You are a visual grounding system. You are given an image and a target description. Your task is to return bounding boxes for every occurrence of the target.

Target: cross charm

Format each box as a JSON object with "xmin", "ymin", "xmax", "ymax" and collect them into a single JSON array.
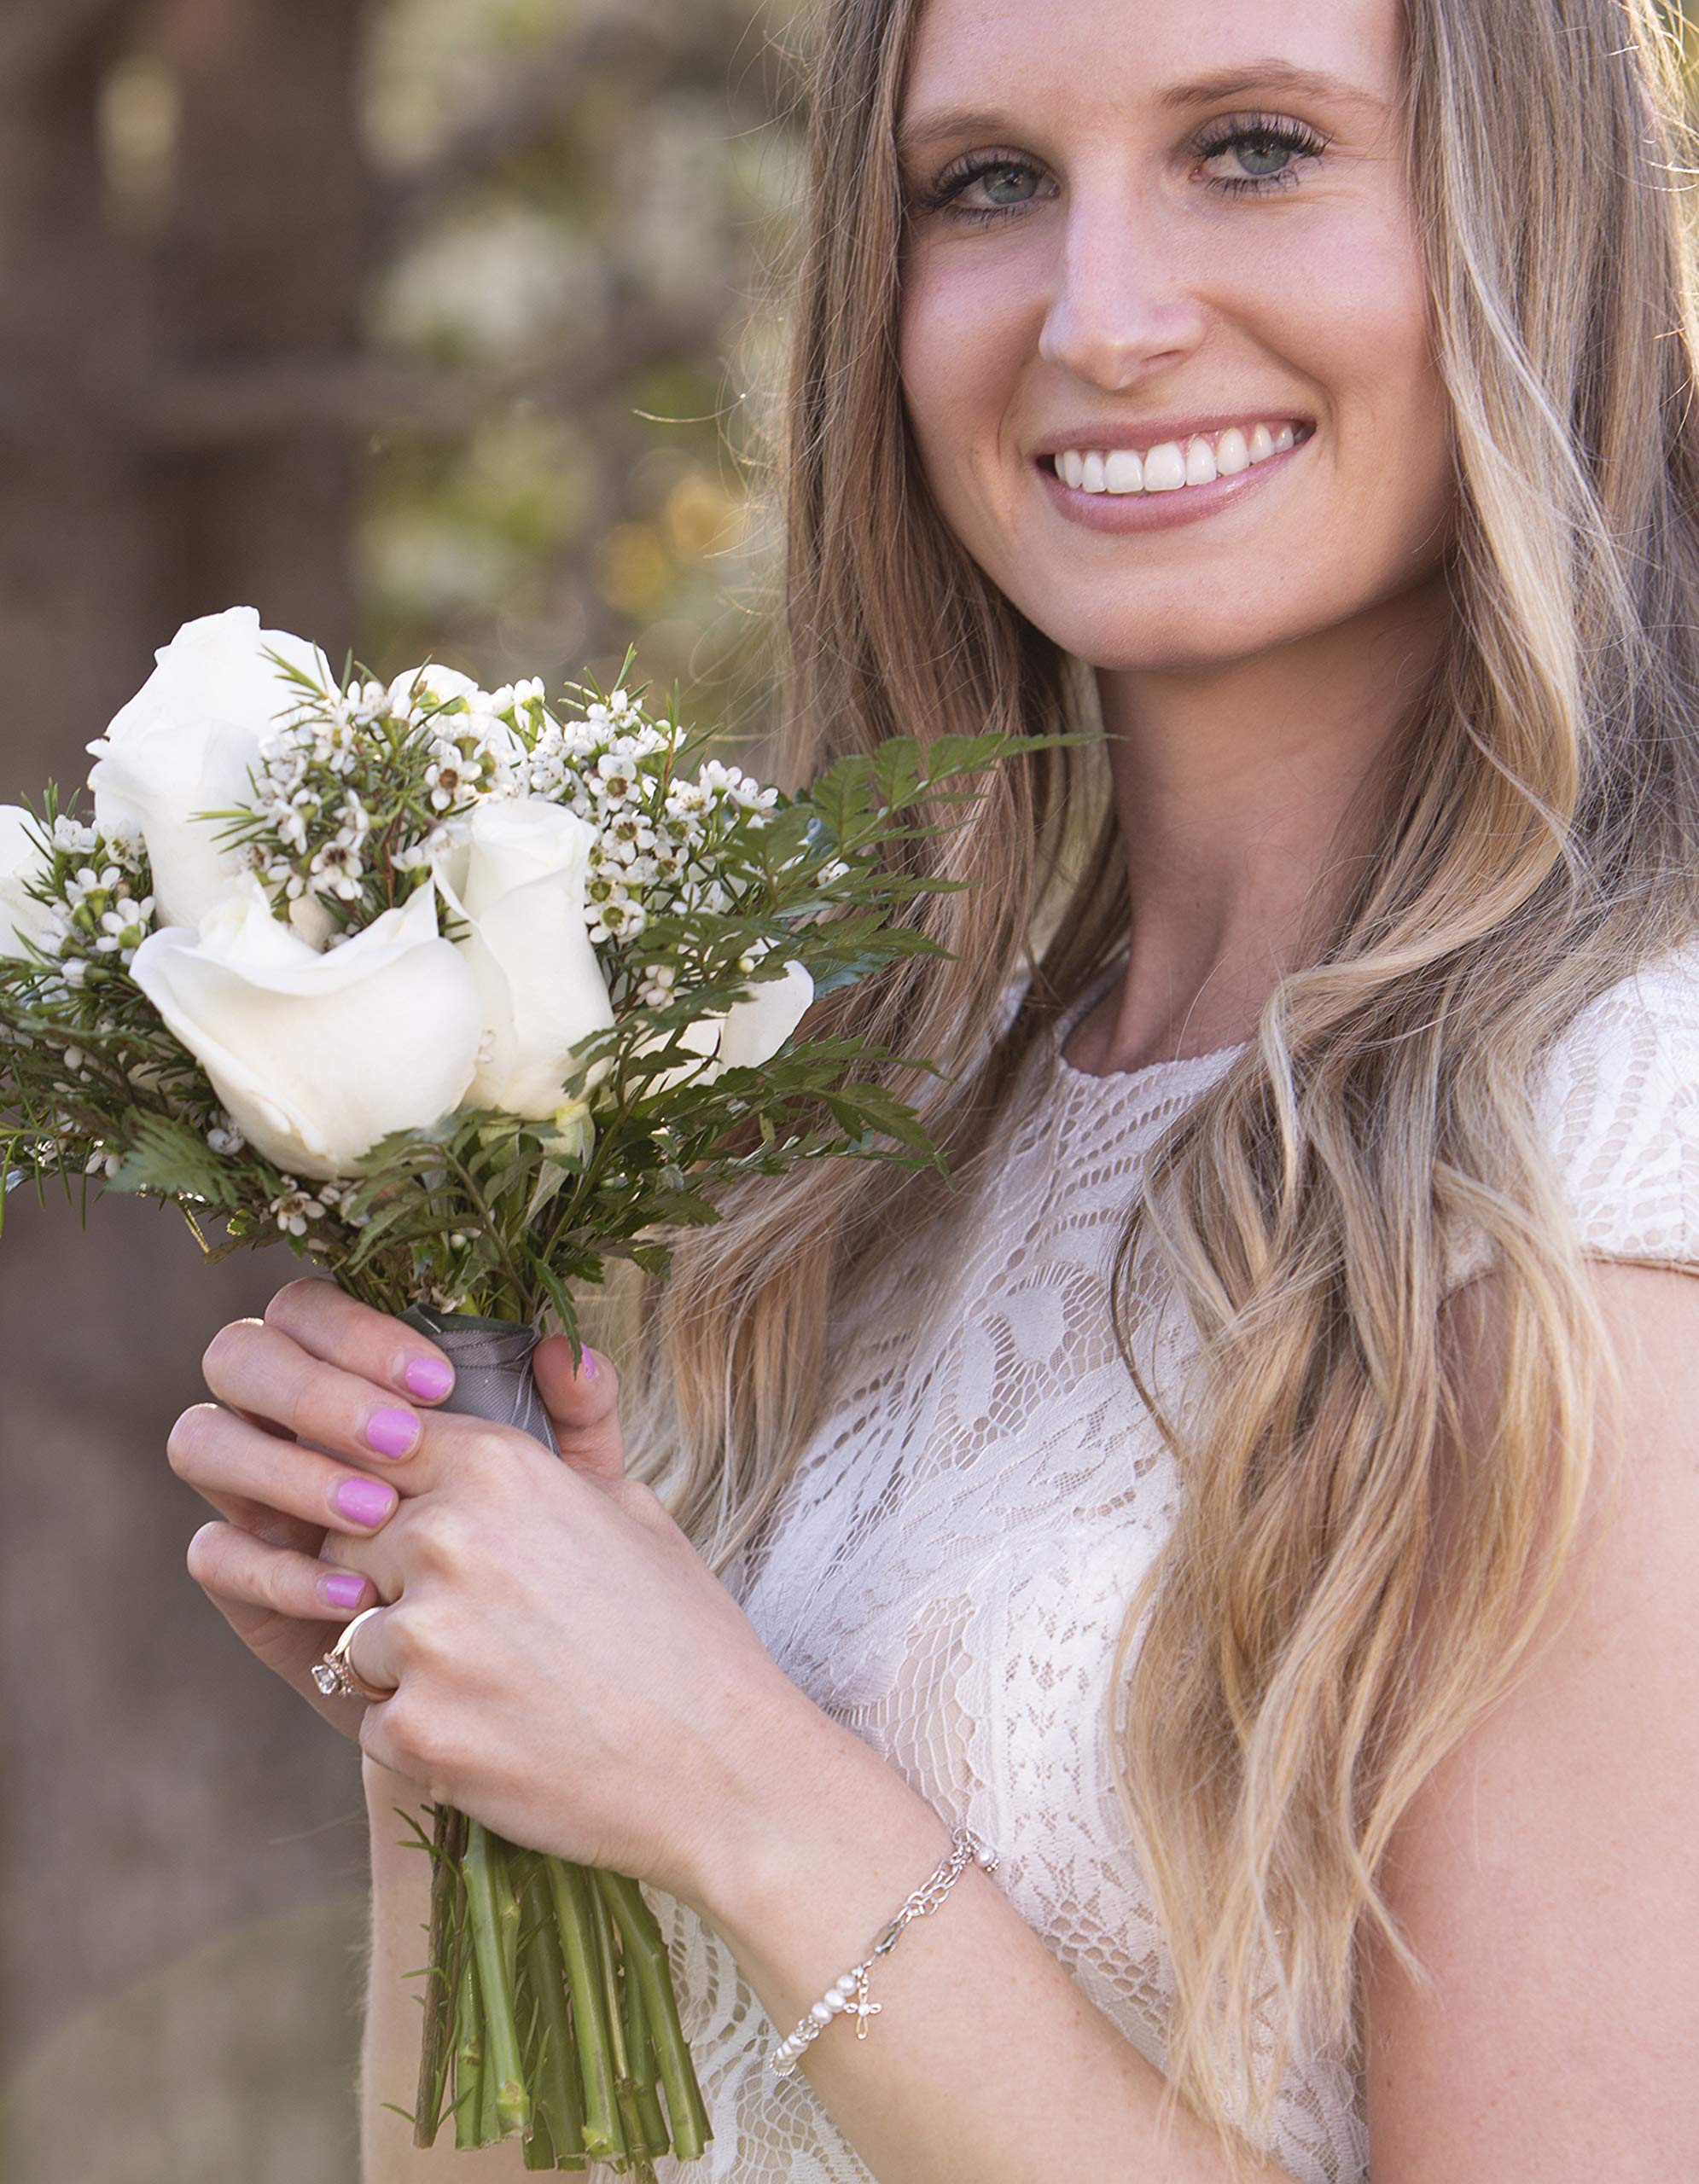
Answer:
[{"xmin": 847, "ymin": 1975, "xmax": 883, "ymax": 2039}]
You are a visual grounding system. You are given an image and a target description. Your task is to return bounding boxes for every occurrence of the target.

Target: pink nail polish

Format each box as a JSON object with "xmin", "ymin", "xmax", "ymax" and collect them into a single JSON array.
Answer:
[
  {"xmin": 404, "ymin": 1355, "xmax": 453, "ymax": 1402},
  {"xmin": 365, "ymin": 1407, "xmax": 420, "ymax": 1460},
  {"xmin": 579, "ymin": 1349, "xmax": 598, "ymax": 1380},
  {"xmin": 336, "ymin": 1474, "xmax": 397, "ymax": 1527},
  {"xmin": 321, "ymin": 1571, "xmax": 366, "ymax": 1610}
]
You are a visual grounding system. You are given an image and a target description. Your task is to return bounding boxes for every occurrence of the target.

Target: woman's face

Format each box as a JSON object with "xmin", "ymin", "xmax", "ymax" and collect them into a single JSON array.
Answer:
[{"xmin": 895, "ymin": 0, "xmax": 1456, "ymax": 675}]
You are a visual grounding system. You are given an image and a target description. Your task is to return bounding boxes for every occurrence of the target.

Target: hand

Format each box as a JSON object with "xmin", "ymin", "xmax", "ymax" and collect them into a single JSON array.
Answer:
[
  {"xmin": 172, "ymin": 1282, "xmax": 464, "ymax": 1742},
  {"xmin": 174, "ymin": 1276, "xmax": 817, "ymax": 1911}
]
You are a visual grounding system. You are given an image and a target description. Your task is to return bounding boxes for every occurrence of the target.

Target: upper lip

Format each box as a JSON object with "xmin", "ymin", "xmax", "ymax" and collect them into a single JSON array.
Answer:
[{"xmin": 1032, "ymin": 411, "xmax": 1314, "ymax": 457}]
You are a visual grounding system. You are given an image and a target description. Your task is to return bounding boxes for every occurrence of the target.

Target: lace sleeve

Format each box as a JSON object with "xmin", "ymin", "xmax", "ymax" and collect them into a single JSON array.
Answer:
[{"xmin": 1443, "ymin": 941, "xmax": 1699, "ymax": 1295}]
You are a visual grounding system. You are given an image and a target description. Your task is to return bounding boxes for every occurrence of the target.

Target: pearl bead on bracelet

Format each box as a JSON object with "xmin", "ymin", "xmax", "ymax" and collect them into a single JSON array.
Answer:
[{"xmin": 765, "ymin": 1823, "xmax": 997, "ymax": 2081}]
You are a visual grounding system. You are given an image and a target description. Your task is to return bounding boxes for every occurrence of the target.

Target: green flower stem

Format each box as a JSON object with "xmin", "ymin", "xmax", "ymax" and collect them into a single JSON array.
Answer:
[
  {"xmin": 518, "ymin": 2102, "xmax": 558, "ymax": 2170},
  {"xmin": 511, "ymin": 1914, "xmax": 568, "ymax": 2172},
  {"xmin": 452, "ymin": 1925, "xmax": 485, "ymax": 2152},
  {"xmin": 477, "ymin": 2001, "xmax": 502, "ymax": 2147},
  {"xmin": 410, "ymin": 1800, "xmax": 468, "ymax": 2148},
  {"xmin": 464, "ymin": 1819, "xmax": 532, "ymax": 2139},
  {"xmin": 493, "ymin": 1831, "xmax": 523, "ymax": 2011},
  {"xmin": 616, "ymin": 2081, "xmax": 655, "ymax": 2169},
  {"xmin": 548, "ymin": 1858, "xmax": 627, "ymax": 2160},
  {"xmin": 588, "ymin": 1870, "xmax": 631, "ymax": 2089},
  {"xmin": 620, "ymin": 1956, "xmax": 672, "ymax": 2158},
  {"xmin": 596, "ymin": 1869, "xmax": 713, "ymax": 2160},
  {"xmin": 518, "ymin": 1856, "xmax": 589, "ymax": 2164}
]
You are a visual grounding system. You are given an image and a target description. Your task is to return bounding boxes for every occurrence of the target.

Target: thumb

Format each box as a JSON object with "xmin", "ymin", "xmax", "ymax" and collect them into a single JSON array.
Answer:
[{"xmin": 532, "ymin": 1333, "xmax": 626, "ymax": 1486}]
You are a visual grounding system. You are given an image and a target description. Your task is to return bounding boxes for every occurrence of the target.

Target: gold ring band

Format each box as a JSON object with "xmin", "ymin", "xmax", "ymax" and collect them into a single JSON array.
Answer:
[{"xmin": 311, "ymin": 1602, "xmax": 396, "ymax": 1701}]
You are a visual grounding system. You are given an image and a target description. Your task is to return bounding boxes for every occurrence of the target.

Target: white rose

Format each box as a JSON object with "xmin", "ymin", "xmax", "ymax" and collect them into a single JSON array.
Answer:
[
  {"xmin": 434, "ymin": 799, "xmax": 615, "ymax": 1116},
  {"xmin": 0, "ymin": 806, "xmax": 50, "ymax": 958},
  {"xmin": 87, "ymin": 606, "xmax": 334, "ymax": 929},
  {"xmin": 715, "ymin": 956, "xmax": 816, "ymax": 1071},
  {"xmin": 637, "ymin": 955, "xmax": 815, "ymax": 1095},
  {"xmin": 129, "ymin": 874, "xmax": 481, "ymax": 1181},
  {"xmin": 387, "ymin": 662, "xmax": 484, "ymax": 716}
]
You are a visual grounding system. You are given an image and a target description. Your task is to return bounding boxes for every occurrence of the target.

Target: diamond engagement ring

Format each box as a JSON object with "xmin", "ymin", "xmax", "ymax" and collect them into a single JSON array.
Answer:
[{"xmin": 312, "ymin": 1603, "xmax": 396, "ymax": 1700}]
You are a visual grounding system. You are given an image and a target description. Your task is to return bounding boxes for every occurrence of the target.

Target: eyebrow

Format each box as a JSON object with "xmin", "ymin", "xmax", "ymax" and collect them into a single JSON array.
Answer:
[
  {"xmin": 895, "ymin": 62, "xmax": 1386, "ymax": 159},
  {"xmin": 1156, "ymin": 61, "xmax": 1387, "ymax": 114}
]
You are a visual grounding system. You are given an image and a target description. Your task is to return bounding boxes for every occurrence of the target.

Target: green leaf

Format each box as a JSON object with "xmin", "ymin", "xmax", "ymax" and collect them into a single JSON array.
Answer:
[
  {"xmin": 918, "ymin": 730, "xmax": 1010, "ymax": 781},
  {"xmin": 108, "ymin": 1113, "xmax": 246, "ymax": 1206},
  {"xmin": 871, "ymin": 739, "xmax": 927, "ymax": 813},
  {"xmin": 524, "ymin": 1159, "xmax": 573, "ymax": 1224},
  {"xmin": 643, "ymin": 1187, "xmax": 722, "ymax": 1227}
]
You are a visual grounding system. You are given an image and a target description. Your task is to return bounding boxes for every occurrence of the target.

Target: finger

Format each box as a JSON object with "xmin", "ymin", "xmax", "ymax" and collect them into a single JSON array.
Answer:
[
  {"xmin": 201, "ymin": 1318, "xmax": 431, "ymax": 1481},
  {"xmin": 187, "ymin": 1516, "xmax": 380, "ymax": 1619},
  {"xmin": 180, "ymin": 1478, "xmax": 323, "ymax": 1557},
  {"xmin": 532, "ymin": 1334, "xmax": 627, "ymax": 1484},
  {"xmin": 262, "ymin": 1277, "xmax": 457, "ymax": 1407},
  {"xmin": 340, "ymin": 1599, "xmax": 403, "ymax": 1693},
  {"xmin": 170, "ymin": 1402, "xmax": 402, "ymax": 1542}
]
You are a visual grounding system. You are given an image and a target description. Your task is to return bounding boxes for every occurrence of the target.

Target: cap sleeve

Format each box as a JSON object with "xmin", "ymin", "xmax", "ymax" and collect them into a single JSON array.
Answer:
[{"xmin": 1443, "ymin": 942, "xmax": 1699, "ymax": 1295}]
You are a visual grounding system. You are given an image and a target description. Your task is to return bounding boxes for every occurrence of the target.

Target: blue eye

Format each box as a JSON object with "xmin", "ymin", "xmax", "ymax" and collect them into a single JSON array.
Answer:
[
  {"xmin": 910, "ymin": 154, "xmax": 1050, "ymax": 228},
  {"xmin": 1193, "ymin": 114, "xmax": 1331, "ymax": 197},
  {"xmin": 906, "ymin": 111, "xmax": 1331, "ymax": 228}
]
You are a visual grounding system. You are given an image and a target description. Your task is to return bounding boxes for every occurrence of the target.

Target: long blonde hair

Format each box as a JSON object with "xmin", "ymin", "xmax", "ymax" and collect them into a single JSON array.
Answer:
[{"xmin": 594, "ymin": 0, "xmax": 1699, "ymax": 2164}]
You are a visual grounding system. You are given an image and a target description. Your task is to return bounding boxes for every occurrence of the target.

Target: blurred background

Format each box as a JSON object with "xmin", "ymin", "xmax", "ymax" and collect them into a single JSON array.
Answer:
[
  {"xmin": 0, "ymin": 1, "xmax": 801, "ymax": 2175},
  {"xmin": 7, "ymin": 2, "xmax": 1699, "ymax": 2178}
]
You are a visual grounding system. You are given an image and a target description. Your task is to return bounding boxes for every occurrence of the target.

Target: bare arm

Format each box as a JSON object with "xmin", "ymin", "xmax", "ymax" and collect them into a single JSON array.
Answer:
[
  {"xmin": 701, "ymin": 1711, "xmax": 1297, "ymax": 2184},
  {"xmin": 691, "ymin": 1259, "xmax": 1699, "ymax": 2184}
]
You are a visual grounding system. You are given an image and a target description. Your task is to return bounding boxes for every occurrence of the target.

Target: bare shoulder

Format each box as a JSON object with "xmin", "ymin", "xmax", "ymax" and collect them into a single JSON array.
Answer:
[{"xmin": 1362, "ymin": 1259, "xmax": 1699, "ymax": 2183}]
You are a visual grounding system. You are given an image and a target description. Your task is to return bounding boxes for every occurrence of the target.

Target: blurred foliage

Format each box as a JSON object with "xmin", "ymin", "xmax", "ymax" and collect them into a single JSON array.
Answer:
[
  {"xmin": 350, "ymin": 0, "xmax": 803, "ymax": 727},
  {"xmin": 91, "ymin": 0, "xmax": 807, "ymax": 739}
]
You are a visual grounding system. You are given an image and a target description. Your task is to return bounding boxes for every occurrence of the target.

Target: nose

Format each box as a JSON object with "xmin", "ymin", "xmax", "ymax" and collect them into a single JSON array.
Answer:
[{"xmin": 1037, "ymin": 185, "xmax": 1209, "ymax": 391}]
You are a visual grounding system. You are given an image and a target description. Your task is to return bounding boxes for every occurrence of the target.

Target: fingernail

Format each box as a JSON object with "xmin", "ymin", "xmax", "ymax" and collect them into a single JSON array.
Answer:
[
  {"xmin": 579, "ymin": 1349, "xmax": 598, "ymax": 1380},
  {"xmin": 321, "ymin": 1571, "xmax": 367, "ymax": 1610},
  {"xmin": 365, "ymin": 1407, "xmax": 421, "ymax": 1460},
  {"xmin": 404, "ymin": 1355, "xmax": 454, "ymax": 1402},
  {"xmin": 336, "ymin": 1475, "xmax": 398, "ymax": 1528}
]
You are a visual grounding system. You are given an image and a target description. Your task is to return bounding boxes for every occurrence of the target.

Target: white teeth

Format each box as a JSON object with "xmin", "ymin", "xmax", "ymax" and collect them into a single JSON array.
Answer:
[
  {"xmin": 1141, "ymin": 441, "xmax": 1186, "ymax": 492},
  {"xmin": 1049, "ymin": 421, "xmax": 1305, "ymax": 496}
]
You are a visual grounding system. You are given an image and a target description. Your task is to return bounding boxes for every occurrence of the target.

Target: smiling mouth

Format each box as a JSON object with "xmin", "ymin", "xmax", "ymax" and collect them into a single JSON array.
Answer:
[{"xmin": 1044, "ymin": 420, "xmax": 1315, "ymax": 497}]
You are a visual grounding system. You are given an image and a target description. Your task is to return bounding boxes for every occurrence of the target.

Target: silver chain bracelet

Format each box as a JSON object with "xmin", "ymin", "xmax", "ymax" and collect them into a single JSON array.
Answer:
[{"xmin": 765, "ymin": 1822, "xmax": 998, "ymax": 2080}]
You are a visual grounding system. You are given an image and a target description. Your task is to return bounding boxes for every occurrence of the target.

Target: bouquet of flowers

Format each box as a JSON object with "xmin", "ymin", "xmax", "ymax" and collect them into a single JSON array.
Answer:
[{"xmin": 0, "ymin": 607, "xmax": 1083, "ymax": 2169}]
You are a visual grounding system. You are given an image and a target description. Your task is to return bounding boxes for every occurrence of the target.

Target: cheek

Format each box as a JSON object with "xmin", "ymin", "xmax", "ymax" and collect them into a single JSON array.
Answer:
[
  {"xmin": 1273, "ymin": 217, "xmax": 1455, "ymax": 544},
  {"xmin": 898, "ymin": 249, "xmax": 1033, "ymax": 482}
]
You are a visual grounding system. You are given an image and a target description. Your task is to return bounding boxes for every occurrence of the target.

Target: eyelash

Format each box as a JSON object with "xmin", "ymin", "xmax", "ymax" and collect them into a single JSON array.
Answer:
[{"xmin": 909, "ymin": 113, "xmax": 1332, "ymax": 227}]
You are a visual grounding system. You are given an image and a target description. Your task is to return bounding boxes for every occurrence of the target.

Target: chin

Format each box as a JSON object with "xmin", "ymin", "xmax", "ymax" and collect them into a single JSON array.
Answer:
[{"xmin": 1028, "ymin": 604, "xmax": 1296, "ymax": 677}]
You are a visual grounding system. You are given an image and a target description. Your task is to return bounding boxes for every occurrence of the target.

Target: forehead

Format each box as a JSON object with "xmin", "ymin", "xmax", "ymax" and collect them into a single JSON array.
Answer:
[{"xmin": 898, "ymin": 0, "xmax": 1403, "ymax": 131}]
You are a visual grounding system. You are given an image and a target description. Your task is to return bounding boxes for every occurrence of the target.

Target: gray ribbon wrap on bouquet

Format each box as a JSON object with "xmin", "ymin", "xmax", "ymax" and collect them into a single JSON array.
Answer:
[{"xmin": 397, "ymin": 1304, "xmax": 561, "ymax": 1457}]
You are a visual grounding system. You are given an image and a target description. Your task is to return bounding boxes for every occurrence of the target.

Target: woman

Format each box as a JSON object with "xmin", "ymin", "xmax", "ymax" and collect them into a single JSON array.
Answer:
[{"xmin": 168, "ymin": 0, "xmax": 1699, "ymax": 2175}]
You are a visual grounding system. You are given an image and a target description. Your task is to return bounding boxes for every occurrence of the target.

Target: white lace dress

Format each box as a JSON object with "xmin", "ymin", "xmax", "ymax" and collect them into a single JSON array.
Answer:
[{"xmin": 643, "ymin": 937, "xmax": 1699, "ymax": 2184}]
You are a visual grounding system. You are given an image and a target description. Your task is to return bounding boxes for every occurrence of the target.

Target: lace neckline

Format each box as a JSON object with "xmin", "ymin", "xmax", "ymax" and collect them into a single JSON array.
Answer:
[{"xmin": 1049, "ymin": 951, "xmax": 1248, "ymax": 1112}]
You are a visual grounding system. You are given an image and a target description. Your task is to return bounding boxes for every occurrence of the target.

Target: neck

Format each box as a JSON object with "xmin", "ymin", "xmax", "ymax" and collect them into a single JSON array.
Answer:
[{"xmin": 1079, "ymin": 576, "xmax": 1452, "ymax": 1072}]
